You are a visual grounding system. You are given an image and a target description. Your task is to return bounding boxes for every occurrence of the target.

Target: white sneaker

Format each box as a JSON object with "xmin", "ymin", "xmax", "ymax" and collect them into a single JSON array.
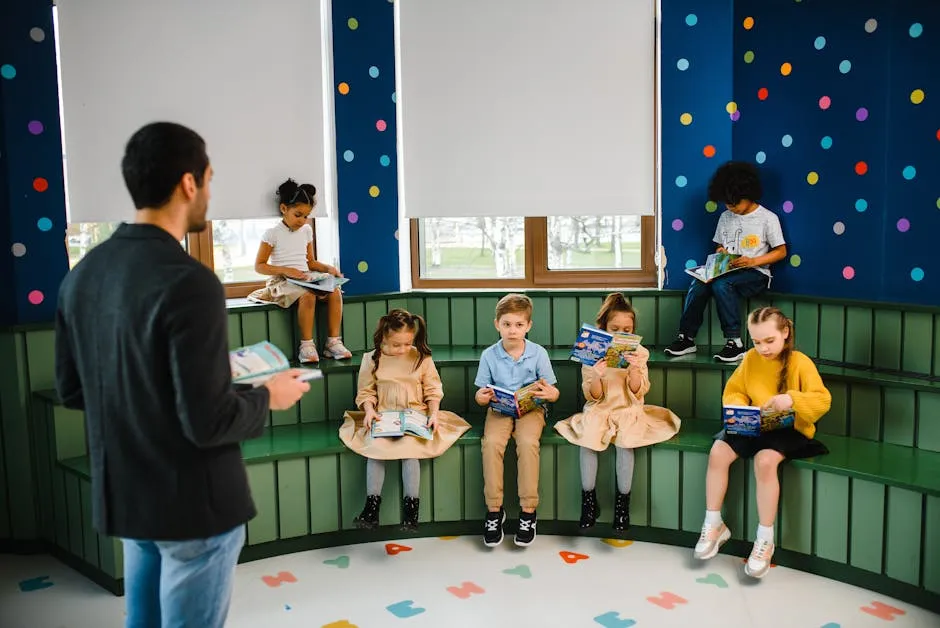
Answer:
[
  {"xmin": 745, "ymin": 538, "xmax": 775, "ymax": 578},
  {"xmin": 298, "ymin": 342, "xmax": 319, "ymax": 364},
  {"xmin": 323, "ymin": 337, "xmax": 352, "ymax": 360},
  {"xmin": 693, "ymin": 522, "xmax": 731, "ymax": 560}
]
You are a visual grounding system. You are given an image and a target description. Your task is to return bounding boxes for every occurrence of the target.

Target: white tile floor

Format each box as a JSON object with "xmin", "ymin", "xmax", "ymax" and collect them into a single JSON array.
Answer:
[{"xmin": 1, "ymin": 535, "xmax": 937, "ymax": 627}]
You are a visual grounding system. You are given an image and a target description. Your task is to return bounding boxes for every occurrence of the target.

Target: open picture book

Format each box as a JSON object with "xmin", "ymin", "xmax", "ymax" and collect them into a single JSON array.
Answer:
[
  {"xmin": 230, "ymin": 341, "xmax": 322, "ymax": 387},
  {"xmin": 489, "ymin": 382, "xmax": 545, "ymax": 419},
  {"xmin": 722, "ymin": 405, "xmax": 796, "ymax": 437},
  {"xmin": 685, "ymin": 252, "xmax": 744, "ymax": 284},
  {"xmin": 569, "ymin": 324, "xmax": 643, "ymax": 368},
  {"xmin": 370, "ymin": 409, "xmax": 433, "ymax": 440},
  {"xmin": 287, "ymin": 271, "xmax": 351, "ymax": 293}
]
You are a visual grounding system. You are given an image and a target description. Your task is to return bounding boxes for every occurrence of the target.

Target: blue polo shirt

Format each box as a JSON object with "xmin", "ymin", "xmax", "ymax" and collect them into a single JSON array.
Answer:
[{"xmin": 474, "ymin": 339, "xmax": 557, "ymax": 391}]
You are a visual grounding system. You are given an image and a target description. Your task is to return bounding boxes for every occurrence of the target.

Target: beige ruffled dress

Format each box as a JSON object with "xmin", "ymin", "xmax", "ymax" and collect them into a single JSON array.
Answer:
[
  {"xmin": 554, "ymin": 345, "xmax": 681, "ymax": 451},
  {"xmin": 339, "ymin": 348, "xmax": 471, "ymax": 460}
]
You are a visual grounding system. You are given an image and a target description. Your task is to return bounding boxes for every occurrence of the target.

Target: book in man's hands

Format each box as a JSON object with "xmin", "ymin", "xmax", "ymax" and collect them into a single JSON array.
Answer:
[
  {"xmin": 287, "ymin": 271, "xmax": 351, "ymax": 293},
  {"xmin": 370, "ymin": 409, "xmax": 433, "ymax": 440},
  {"xmin": 685, "ymin": 252, "xmax": 744, "ymax": 283},
  {"xmin": 569, "ymin": 324, "xmax": 643, "ymax": 368},
  {"xmin": 489, "ymin": 382, "xmax": 545, "ymax": 419},
  {"xmin": 722, "ymin": 405, "xmax": 795, "ymax": 437},
  {"xmin": 230, "ymin": 341, "xmax": 322, "ymax": 387}
]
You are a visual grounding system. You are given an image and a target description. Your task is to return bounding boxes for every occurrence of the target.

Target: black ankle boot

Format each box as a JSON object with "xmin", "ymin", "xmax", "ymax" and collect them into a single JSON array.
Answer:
[
  {"xmin": 580, "ymin": 489, "xmax": 600, "ymax": 528},
  {"xmin": 354, "ymin": 495, "xmax": 381, "ymax": 529},
  {"xmin": 613, "ymin": 492, "xmax": 631, "ymax": 532},
  {"xmin": 401, "ymin": 496, "xmax": 420, "ymax": 531}
]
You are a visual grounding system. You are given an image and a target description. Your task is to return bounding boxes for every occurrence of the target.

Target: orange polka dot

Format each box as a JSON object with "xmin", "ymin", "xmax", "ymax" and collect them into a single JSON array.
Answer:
[
  {"xmin": 703, "ymin": 145, "xmax": 716, "ymax": 158},
  {"xmin": 757, "ymin": 87, "xmax": 769, "ymax": 100},
  {"xmin": 743, "ymin": 17, "xmax": 755, "ymax": 30},
  {"xmin": 33, "ymin": 177, "xmax": 48, "ymax": 192},
  {"xmin": 855, "ymin": 161, "xmax": 868, "ymax": 175},
  {"xmin": 338, "ymin": 82, "xmax": 350, "ymax": 95},
  {"xmin": 780, "ymin": 62, "xmax": 792, "ymax": 76}
]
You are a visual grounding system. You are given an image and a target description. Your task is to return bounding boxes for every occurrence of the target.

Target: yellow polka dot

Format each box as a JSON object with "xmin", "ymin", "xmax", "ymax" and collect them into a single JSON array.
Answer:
[
  {"xmin": 911, "ymin": 89, "xmax": 925, "ymax": 104},
  {"xmin": 680, "ymin": 113, "xmax": 693, "ymax": 126},
  {"xmin": 725, "ymin": 101, "xmax": 738, "ymax": 114},
  {"xmin": 369, "ymin": 185, "xmax": 380, "ymax": 198},
  {"xmin": 743, "ymin": 16, "xmax": 755, "ymax": 30},
  {"xmin": 780, "ymin": 62, "xmax": 793, "ymax": 76},
  {"xmin": 357, "ymin": 261, "xmax": 369, "ymax": 273},
  {"xmin": 338, "ymin": 82, "xmax": 350, "ymax": 95},
  {"xmin": 806, "ymin": 171, "xmax": 819, "ymax": 185}
]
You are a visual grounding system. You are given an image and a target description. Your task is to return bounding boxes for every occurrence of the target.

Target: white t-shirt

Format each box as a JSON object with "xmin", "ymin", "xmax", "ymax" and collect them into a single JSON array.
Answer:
[
  {"xmin": 261, "ymin": 222, "xmax": 313, "ymax": 272},
  {"xmin": 712, "ymin": 205, "xmax": 786, "ymax": 279}
]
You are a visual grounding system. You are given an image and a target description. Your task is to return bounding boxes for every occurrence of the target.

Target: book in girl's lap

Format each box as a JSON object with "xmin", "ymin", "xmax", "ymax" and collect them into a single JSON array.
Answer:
[
  {"xmin": 248, "ymin": 179, "xmax": 352, "ymax": 364},
  {"xmin": 694, "ymin": 307, "xmax": 831, "ymax": 579},
  {"xmin": 339, "ymin": 309, "xmax": 470, "ymax": 530}
]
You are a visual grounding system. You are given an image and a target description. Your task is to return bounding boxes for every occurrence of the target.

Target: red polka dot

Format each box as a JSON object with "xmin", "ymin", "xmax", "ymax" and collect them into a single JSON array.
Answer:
[
  {"xmin": 854, "ymin": 161, "xmax": 868, "ymax": 175},
  {"xmin": 28, "ymin": 290, "xmax": 44, "ymax": 305},
  {"xmin": 936, "ymin": 129, "xmax": 940, "ymax": 141},
  {"xmin": 33, "ymin": 177, "xmax": 48, "ymax": 192},
  {"xmin": 757, "ymin": 87, "xmax": 769, "ymax": 100},
  {"xmin": 703, "ymin": 145, "xmax": 716, "ymax": 158}
]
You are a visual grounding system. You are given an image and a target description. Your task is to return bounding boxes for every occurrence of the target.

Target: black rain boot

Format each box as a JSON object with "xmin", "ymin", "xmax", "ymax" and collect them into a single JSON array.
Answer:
[
  {"xmin": 613, "ymin": 492, "xmax": 631, "ymax": 533},
  {"xmin": 401, "ymin": 496, "xmax": 420, "ymax": 531},
  {"xmin": 354, "ymin": 495, "xmax": 381, "ymax": 529},
  {"xmin": 579, "ymin": 489, "xmax": 600, "ymax": 528}
]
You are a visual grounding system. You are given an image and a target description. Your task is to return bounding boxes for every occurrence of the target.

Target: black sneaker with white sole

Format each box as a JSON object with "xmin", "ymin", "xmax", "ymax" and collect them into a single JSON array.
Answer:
[
  {"xmin": 714, "ymin": 339, "xmax": 746, "ymax": 362},
  {"xmin": 514, "ymin": 511, "xmax": 537, "ymax": 546},
  {"xmin": 483, "ymin": 508, "xmax": 506, "ymax": 547},
  {"xmin": 664, "ymin": 334, "xmax": 697, "ymax": 356}
]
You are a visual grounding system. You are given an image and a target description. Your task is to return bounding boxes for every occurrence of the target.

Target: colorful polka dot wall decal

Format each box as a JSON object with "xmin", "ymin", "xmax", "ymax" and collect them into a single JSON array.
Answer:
[
  {"xmin": 685, "ymin": 14, "xmax": 698, "ymax": 26},
  {"xmin": 856, "ymin": 107, "xmax": 869, "ymax": 121},
  {"xmin": 756, "ymin": 151, "xmax": 766, "ymax": 164},
  {"xmin": 855, "ymin": 161, "xmax": 868, "ymax": 175},
  {"xmin": 369, "ymin": 185, "xmax": 380, "ymax": 198},
  {"xmin": 743, "ymin": 17, "xmax": 754, "ymax": 30},
  {"xmin": 347, "ymin": 212, "xmax": 359, "ymax": 224},
  {"xmin": 391, "ymin": 92, "xmax": 397, "ymax": 103},
  {"xmin": 782, "ymin": 200, "xmax": 794, "ymax": 213},
  {"xmin": 897, "ymin": 218, "xmax": 910, "ymax": 232},
  {"xmin": 911, "ymin": 268, "xmax": 925, "ymax": 281},
  {"xmin": 730, "ymin": 110, "xmax": 741, "ymax": 122},
  {"xmin": 685, "ymin": 259, "xmax": 698, "ymax": 270},
  {"xmin": 705, "ymin": 201, "xmax": 718, "ymax": 213},
  {"xmin": 911, "ymin": 89, "xmax": 925, "ymax": 105},
  {"xmin": 780, "ymin": 62, "xmax": 792, "ymax": 76},
  {"xmin": 790, "ymin": 254, "xmax": 802, "ymax": 267},
  {"xmin": 725, "ymin": 102, "xmax": 737, "ymax": 114},
  {"xmin": 675, "ymin": 176, "xmax": 688, "ymax": 188},
  {"xmin": 781, "ymin": 134, "xmax": 793, "ymax": 147},
  {"xmin": 677, "ymin": 58, "xmax": 690, "ymax": 71},
  {"xmin": 357, "ymin": 261, "xmax": 369, "ymax": 273},
  {"xmin": 814, "ymin": 36, "xmax": 826, "ymax": 50},
  {"xmin": 28, "ymin": 290, "xmax": 44, "ymax": 305},
  {"xmin": 347, "ymin": 17, "xmax": 359, "ymax": 30},
  {"xmin": 379, "ymin": 154, "xmax": 391, "ymax": 167},
  {"xmin": 671, "ymin": 219, "xmax": 684, "ymax": 231},
  {"xmin": 820, "ymin": 136, "xmax": 833, "ymax": 149},
  {"xmin": 394, "ymin": 230, "xmax": 400, "ymax": 240},
  {"xmin": 37, "ymin": 217, "xmax": 53, "ymax": 231},
  {"xmin": 680, "ymin": 113, "xmax": 693, "ymax": 125},
  {"xmin": 34, "ymin": 178, "xmax": 49, "ymax": 192},
  {"xmin": 902, "ymin": 166, "xmax": 916, "ymax": 180},
  {"xmin": 937, "ymin": 198, "xmax": 940, "ymax": 209},
  {"xmin": 865, "ymin": 18, "xmax": 878, "ymax": 33},
  {"xmin": 28, "ymin": 120, "xmax": 43, "ymax": 135},
  {"xmin": 11, "ymin": 243, "xmax": 26, "ymax": 257},
  {"xmin": 369, "ymin": 66, "xmax": 380, "ymax": 78},
  {"xmin": 855, "ymin": 199, "xmax": 868, "ymax": 212},
  {"xmin": 819, "ymin": 96, "xmax": 831, "ymax": 110},
  {"xmin": 703, "ymin": 145, "xmax": 716, "ymax": 158},
  {"xmin": 338, "ymin": 82, "xmax": 350, "ymax": 95},
  {"xmin": 758, "ymin": 87, "xmax": 768, "ymax": 100},
  {"xmin": 30, "ymin": 27, "xmax": 46, "ymax": 42},
  {"xmin": 833, "ymin": 221, "xmax": 845, "ymax": 235},
  {"xmin": 1, "ymin": 64, "xmax": 15, "ymax": 80},
  {"xmin": 843, "ymin": 266, "xmax": 855, "ymax": 280},
  {"xmin": 376, "ymin": 120, "xmax": 387, "ymax": 132},
  {"xmin": 343, "ymin": 150, "xmax": 355, "ymax": 162},
  {"xmin": 909, "ymin": 23, "xmax": 923, "ymax": 38},
  {"xmin": 744, "ymin": 51, "xmax": 755, "ymax": 63},
  {"xmin": 839, "ymin": 60, "xmax": 852, "ymax": 74},
  {"xmin": 807, "ymin": 171, "xmax": 819, "ymax": 185}
]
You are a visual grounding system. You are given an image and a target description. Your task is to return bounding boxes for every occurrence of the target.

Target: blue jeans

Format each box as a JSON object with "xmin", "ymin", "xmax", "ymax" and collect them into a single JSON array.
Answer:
[
  {"xmin": 123, "ymin": 525, "xmax": 246, "ymax": 628},
  {"xmin": 678, "ymin": 269, "xmax": 768, "ymax": 339}
]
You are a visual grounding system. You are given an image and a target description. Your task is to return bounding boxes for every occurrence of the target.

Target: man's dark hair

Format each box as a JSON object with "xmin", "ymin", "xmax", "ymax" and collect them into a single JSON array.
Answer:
[
  {"xmin": 707, "ymin": 161, "xmax": 763, "ymax": 205},
  {"xmin": 121, "ymin": 122, "xmax": 209, "ymax": 209}
]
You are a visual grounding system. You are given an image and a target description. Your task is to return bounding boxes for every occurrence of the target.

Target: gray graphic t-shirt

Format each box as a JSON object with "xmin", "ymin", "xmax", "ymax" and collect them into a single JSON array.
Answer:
[{"xmin": 712, "ymin": 205, "xmax": 786, "ymax": 281}]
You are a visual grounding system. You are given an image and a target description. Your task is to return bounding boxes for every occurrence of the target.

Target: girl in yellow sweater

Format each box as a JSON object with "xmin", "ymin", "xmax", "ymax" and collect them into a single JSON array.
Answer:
[
  {"xmin": 339, "ymin": 309, "xmax": 470, "ymax": 530},
  {"xmin": 694, "ymin": 307, "xmax": 831, "ymax": 578}
]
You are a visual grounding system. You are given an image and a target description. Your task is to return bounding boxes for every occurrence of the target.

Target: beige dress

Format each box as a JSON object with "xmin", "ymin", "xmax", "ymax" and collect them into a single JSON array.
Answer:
[
  {"xmin": 554, "ymin": 345, "xmax": 681, "ymax": 451},
  {"xmin": 339, "ymin": 348, "xmax": 471, "ymax": 460}
]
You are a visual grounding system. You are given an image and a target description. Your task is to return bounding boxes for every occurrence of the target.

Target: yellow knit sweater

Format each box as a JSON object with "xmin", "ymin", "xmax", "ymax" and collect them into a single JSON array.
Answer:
[{"xmin": 722, "ymin": 349, "xmax": 832, "ymax": 439}]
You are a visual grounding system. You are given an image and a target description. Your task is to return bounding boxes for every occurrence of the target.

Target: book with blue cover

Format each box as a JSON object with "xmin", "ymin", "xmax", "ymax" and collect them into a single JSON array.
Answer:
[
  {"xmin": 489, "ymin": 382, "xmax": 545, "ymax": 419},
  {"xmin": 230, "ymin": 341, "xmax": 322, "ymax": 387},
  {"xmin": 723, "ymin": 405, "xmax": 795, "ymax": 437},
  {"xmin": 570, "ymin": 324, "xmax": 642, "ymax": 368}
]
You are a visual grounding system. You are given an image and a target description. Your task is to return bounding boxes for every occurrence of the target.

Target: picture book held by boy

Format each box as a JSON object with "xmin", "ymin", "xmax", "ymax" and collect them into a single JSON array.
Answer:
[
  {"xmin": 370, "ymin": 409, "xmax": 433, "ymax": 440},
  {"xmin": 722, "ymin": 405, "xmax": 796, "ymax": 437},
  {"xmin": 489, "ymin": 382, "xmax": 545, "ymax": 419},
  {"xmin": 570, "ymin": 324, "xmax": 643, "ymax": 368},
  {"xmin": 230, "ymin": 341, "xmax": 323, "ymax": 386},
  {"xmin": 287, "ymin": 271, "xmax": 351, "ymax": 293},
  {"xmin": 685, "ymin": 252, "xmax": 744, "ymax": 284}
]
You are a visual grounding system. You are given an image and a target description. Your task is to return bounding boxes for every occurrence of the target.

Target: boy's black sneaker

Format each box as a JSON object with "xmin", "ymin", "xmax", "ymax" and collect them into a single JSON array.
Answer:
[
  {"xmin": 483, "ymin": 508, "xmax": 506, "ymax": 547},
  {"xmin": 714, "ymin": 339, "xmax": 746, "ymax": 362},
  {"xmin": 664, "ymin": 334, "xmax": 697, "ymax": 356},
  {"xmin": 514, "ymin": 511, "xmax": 538, "ymax": 546}
]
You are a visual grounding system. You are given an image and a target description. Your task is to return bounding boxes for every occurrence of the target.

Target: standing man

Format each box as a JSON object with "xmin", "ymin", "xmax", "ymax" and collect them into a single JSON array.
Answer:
[{"xmin": 55, "ymin": 122, "xmax": 310, "ymax": 627}]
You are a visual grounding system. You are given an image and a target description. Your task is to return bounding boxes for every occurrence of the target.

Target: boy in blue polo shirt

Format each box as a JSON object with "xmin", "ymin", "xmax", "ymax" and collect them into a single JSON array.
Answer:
[{"xmin": 474, "ymin": 294, "xmax": 559, "ymax": 547}]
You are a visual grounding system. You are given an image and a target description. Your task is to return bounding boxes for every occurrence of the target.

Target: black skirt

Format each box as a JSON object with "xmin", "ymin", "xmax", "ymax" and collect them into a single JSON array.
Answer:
[{"xmin": 716, "ymin": 427, "xmax": 828, "ymax": 460}]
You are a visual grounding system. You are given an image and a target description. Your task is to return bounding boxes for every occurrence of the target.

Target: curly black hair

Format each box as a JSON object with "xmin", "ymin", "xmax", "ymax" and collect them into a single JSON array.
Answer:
[
  {"xmin": 707, "ymin": 161, "xmax": 763, "ymax": 205},
  {"xmin": 276, "ymin": 178, "xmax": 318, "ymax": 210}
]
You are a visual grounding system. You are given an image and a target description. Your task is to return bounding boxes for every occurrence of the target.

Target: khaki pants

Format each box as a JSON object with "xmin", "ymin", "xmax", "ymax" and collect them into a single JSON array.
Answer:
[{"xmin": 481, "ymin": 408, "xmax": 545, "ymax": 510}]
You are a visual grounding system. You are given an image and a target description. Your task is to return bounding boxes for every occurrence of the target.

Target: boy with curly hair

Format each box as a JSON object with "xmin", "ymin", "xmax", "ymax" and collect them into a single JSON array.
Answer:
[{"xmin": 665, "ymin": 162, "xmax": 787, "ymax": 362}]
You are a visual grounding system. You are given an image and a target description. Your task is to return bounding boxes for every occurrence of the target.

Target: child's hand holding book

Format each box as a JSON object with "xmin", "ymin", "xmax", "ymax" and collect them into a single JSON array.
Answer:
[
  {"xmin": 529, "ymin": 379, "xmax": 560, "ymax": 402},
  {"xmin": 362, "ymin": 406, "xmax": 380, "ymax": 428},
  {"xmin": 475, "ymin": 387, "xmax": 496, "ymax": 406},
  {"xmin": 762, "ymin": 393, "xmax": 794, "ymax": 413},
  {"xmin": 591, "ymin": 360, "xmax": 608, "ymax": 378}
]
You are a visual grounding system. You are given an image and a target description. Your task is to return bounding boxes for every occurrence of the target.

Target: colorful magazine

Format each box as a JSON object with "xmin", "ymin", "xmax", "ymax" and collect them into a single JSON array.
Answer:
[
  {"xmin": 489, "ymin": 382, "xmax": 545, "ymax": 419},
  {"xmin": 230, "ymin": 341, "xmax": 322, "ymax": 387},
  {"xmin": 570, "ymin": 324, "xmax": 642, "ymax": 368},
  {"xmin": 723, "ymin": 405, "xmax": 795, "ymax": 437},
  {"xmin": 685, "ymin": 252, "xmax": 744, "ymax": 284},
  {"xmin": 370, "ymin": 409, "xmax": 433, "ymax": 440}
]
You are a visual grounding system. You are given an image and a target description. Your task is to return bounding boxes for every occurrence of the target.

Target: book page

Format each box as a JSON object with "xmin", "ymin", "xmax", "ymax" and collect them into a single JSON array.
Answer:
[
  {"xmin": 230, "ymin": 341, "xmax": 290, "ymax": 383},
  {"xmin": 514, "ymin": 382, "xmax": 544, "ymax": 416},
  {"xmin": 402, "ymin": 409, "xmax": 432, "ymax": 440},
  {"xmin": 371, "ymin": 411, "xmax": 404, "ymax": 437}
]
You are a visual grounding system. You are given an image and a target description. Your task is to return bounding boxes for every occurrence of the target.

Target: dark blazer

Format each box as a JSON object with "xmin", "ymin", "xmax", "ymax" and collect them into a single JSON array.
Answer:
[{"xmin": 55, "ymin": 223, "xmax": 270, "ymax": 540}]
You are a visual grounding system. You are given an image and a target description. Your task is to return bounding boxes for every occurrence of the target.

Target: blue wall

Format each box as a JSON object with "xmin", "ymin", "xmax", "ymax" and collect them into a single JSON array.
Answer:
[{"xmin": 662, "ymin": 0, "xmax": 939, "ymax": 305}]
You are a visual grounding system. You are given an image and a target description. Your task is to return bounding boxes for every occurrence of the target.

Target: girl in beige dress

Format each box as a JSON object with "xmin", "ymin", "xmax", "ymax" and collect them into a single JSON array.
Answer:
[
  {"xmin": 339, "ymin": 309, "xmax": 470, "ymax": 531},
  {"xmin": 555, "ymin": 293, "xmax": 681, "ymax": 533}
]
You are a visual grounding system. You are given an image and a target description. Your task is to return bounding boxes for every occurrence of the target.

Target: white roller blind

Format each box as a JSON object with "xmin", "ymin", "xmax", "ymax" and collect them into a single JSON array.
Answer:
[
  {"xmin": 55, "ymin": 0, "xmax": 331, "ymax": 222},
  {"xmin": 396, "ymin": 0, "xmax": 655, "ymax": 218}
]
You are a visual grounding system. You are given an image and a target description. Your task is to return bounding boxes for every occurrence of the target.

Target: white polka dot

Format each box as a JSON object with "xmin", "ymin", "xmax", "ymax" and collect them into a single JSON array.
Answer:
[{"xmin": 29, "ymin": 27, "xmax": 45, "ymax": 42}]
